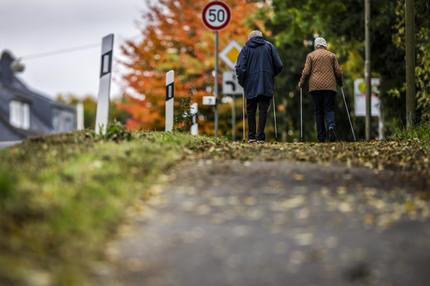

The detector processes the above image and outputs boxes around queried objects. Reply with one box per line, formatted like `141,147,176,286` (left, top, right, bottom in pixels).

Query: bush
393,121,430,143
103,120,133,141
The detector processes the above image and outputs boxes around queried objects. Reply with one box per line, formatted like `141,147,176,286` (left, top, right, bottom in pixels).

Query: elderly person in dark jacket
235,30,283,143
299,37,343,142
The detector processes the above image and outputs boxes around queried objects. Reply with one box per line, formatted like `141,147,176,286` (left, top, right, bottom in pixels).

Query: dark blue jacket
235,37,283,99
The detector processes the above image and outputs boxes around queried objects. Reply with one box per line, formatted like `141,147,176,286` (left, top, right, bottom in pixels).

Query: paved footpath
97,160,430,286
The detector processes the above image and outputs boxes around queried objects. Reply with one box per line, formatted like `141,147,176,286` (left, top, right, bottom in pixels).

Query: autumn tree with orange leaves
119,0,268,134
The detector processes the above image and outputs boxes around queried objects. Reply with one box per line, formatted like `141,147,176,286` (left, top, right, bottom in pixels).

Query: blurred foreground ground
0,132,429,285
99,152,430,286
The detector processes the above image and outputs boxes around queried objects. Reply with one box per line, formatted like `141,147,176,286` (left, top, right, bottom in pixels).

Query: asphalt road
97,160,430,286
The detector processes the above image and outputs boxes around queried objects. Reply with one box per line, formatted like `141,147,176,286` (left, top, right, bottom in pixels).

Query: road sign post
223,71,243,141
354,78,383,139
95,34,114,135
202,1,231,137
220,40,242,141
165,70,175,132
214,31,219,137
232,98,236,140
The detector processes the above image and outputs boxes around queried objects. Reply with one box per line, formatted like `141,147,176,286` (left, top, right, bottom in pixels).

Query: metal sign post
222,71,243,141
214,31,219,137
165,70,175,132
220,38,242,141
95,34,114,135
354,78,382,139
232,98,236,140
202,1,231,137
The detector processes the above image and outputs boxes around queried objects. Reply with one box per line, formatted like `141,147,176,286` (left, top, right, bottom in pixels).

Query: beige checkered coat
299,48,343,92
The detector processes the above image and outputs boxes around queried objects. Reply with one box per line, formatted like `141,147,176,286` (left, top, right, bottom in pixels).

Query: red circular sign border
202,1,231,31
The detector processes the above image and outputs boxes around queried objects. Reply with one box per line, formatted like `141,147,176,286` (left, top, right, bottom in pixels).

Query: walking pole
272,96,278,141
341,87,357,141
242,91,246,142
300,88,304,141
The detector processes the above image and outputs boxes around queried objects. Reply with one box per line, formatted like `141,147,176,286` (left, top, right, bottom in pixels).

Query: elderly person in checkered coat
298,37,343,142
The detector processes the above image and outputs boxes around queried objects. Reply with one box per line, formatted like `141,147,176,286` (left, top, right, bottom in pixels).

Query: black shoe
328,128,336,142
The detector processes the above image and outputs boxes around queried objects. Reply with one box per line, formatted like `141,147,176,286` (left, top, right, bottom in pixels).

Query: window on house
53,109,75,132
9,100,30,129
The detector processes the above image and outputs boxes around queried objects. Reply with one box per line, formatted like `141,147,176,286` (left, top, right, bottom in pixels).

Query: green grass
393,121,430,143
0,131,215,285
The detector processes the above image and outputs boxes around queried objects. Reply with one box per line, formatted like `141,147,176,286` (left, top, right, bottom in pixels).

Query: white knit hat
314,37,327,49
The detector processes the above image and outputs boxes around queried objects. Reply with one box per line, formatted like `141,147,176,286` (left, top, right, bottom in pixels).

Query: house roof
0,50,75,140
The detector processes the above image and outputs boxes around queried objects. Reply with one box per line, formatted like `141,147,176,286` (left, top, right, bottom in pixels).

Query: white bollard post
190,103,198,136
165,70,175,132
95,34,114,135
76,102,84,130
378,114,384,140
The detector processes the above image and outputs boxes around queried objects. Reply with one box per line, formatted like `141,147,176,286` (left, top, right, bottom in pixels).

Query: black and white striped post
165,70,175,132
95,34,114,135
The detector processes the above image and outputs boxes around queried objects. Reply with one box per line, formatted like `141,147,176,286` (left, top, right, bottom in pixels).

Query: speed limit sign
202,1,231,31
202,1,231,137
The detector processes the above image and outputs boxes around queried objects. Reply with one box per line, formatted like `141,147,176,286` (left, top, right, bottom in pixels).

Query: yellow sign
220,41,242,70
226,46,240,63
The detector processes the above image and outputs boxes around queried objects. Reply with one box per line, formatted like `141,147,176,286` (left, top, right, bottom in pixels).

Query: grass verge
393,121,430,143
0,131,219,285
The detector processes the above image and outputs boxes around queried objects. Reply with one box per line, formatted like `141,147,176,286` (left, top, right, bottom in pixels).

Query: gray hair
314,37,327,49
248,30,263,39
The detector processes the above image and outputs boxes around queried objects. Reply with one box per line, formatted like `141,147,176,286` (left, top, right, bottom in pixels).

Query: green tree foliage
269,0,428,139
393,0,430,122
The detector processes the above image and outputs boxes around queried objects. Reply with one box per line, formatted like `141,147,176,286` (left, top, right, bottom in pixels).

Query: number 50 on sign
202,1,231,31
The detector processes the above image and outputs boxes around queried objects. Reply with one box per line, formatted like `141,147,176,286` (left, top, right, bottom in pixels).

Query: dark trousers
247,95,271,141
310,90,336,142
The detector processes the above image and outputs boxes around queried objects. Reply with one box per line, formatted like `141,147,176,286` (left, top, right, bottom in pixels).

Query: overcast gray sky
0,0,146,99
